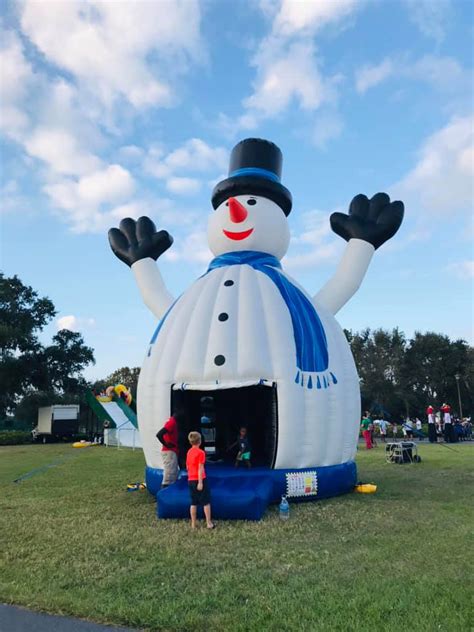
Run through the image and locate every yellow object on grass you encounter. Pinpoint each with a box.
[354,483,377,493]
[127,482,146,492]
[72,441,92,448]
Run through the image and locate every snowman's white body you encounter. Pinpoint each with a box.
[133,195,375,473]
[138,263,361,470]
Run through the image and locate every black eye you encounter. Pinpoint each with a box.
[247,199,257,206]
[225,201,229,206]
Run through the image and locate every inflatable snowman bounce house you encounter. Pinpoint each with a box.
[109,138,404,520]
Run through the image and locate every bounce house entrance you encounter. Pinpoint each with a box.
[172,384,278,469]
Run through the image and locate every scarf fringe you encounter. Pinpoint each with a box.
[295,370,338,390]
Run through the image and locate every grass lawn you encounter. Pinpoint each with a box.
[1,443,472,631]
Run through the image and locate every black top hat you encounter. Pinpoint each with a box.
[211,138,292,215]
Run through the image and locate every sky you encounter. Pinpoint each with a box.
[1,0,473,381]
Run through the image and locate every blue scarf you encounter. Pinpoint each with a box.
[149,250,337,389]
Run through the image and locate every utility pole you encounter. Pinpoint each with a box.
[455,374,463,419]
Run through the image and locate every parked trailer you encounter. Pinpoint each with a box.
[33,405,80,443]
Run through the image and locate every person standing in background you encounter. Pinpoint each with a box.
[415,417,423,440]
[427,405,437,443]
[441,403,454,443]
[156,410,181,488]
[378,418,389,443]
[360,412,373,449]
[435,411,443,438]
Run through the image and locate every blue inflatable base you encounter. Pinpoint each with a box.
[146,461,357,521]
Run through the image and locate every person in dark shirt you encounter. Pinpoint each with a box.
[228,427,252,468]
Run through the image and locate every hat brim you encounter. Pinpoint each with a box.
[211,176,292,216]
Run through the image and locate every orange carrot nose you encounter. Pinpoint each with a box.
[228,197,248,223]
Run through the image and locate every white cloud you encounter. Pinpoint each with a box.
[37,80,101,143]
[2,22,168,232]
[8,74,137,234]
[144,138,228,196]
[244,41,335,118]
[0,105,29,140]
[384,115,473,254]
[403,0,451,43]
[20,0,204,110]
[25,127,102,176]
[227,0,360,138]
[273,0,360,37]
[207,172,228,189]
[44,165,136,232]
[214,112,259,138]
[409,55,466,93]
[0,30,34,139]
[447,261,474,280]
[166,139,227,172]
[145,139,227,180]
[391,114,473,218]
[57,315,95,331]
[164,229,211,265]
[0,3,209,235]
[76,165,135,204]
[285,209,341,269]
[166,177,202,196]
[108,202,148,222]
[355,59,394,94]
[285,243,340,270]
[109,199,201,229]
[0,29,33,103]
[355,54,470,97]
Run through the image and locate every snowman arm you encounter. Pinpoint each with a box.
[131,258,175,319]
[313,239,374,315]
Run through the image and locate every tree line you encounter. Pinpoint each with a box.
[1,273,472,426]
[345,328,472,420]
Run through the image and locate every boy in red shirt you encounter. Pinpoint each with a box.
[186,431,214,529]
